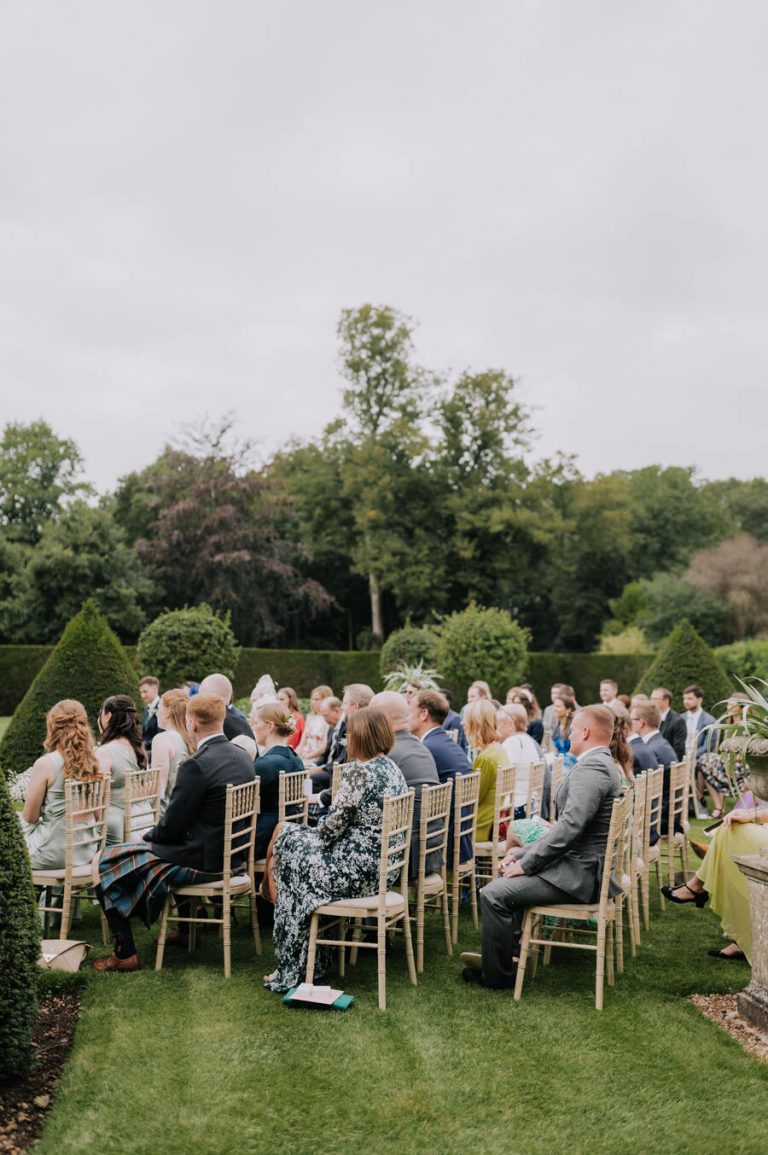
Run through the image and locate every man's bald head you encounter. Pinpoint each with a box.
[198,673,234,705]
[369,690,409,733]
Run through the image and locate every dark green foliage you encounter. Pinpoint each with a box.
[525,653,654,707]
[0,769,40,1081]
[0,600,140,777]
[233,649,381,699]
[715,639,768,685]
[379,625,440,677]
[137,605,240,688]
[437,604,528,699]
[635,620,733,712]
[0,646,50,714]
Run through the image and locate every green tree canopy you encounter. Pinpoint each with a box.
[0,420,90,544]
[137,605,240,687]
[0,600,141,776]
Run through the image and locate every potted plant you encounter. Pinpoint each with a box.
[718,678,768,802]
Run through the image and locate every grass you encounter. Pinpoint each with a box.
[33,846,767,1155]
[0,716,9,741]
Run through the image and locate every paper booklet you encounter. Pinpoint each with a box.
[291,983,344,1006]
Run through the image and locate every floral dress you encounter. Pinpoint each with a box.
[266,754,408,992]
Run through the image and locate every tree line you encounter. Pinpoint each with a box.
[2,305,767,653]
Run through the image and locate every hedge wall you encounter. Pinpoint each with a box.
[0,646,653,714]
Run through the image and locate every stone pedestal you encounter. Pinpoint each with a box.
[734,849,768,1033]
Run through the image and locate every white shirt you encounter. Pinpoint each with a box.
[685,708,702,750]
[502,733,543,809]
[642,729,660,743]
[196,731,225,751]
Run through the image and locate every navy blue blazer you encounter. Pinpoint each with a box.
[441,710,468,753]
[644,731,679,833]
[423,727,472,782]
[629,735,658,774]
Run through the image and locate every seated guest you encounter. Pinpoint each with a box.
[92,693,255,971]
[460,680,491,721]
[650,686,687,762]
[199,673,256,743]
[464,700,510,841]
[506,687,544,746]
[608,708,634,788]
[496,704,543,818]
[139,676,161,758]
[98,695,150,844]
[541,683,576,737]
[262,707,407,992]
[462,705,621,988]
[308,695,345,789]
[21,699,107,869]
[624,703,659,776]
[276,686,304,750]
[408,690,472,782]
[371,690,441,878]
[630,700,678,835]
[661,803,768,962]
[549,693,577,769]
[150,688,195,812]
[252,702,304,859]
[296,684,333,762]
[439,689,468,753]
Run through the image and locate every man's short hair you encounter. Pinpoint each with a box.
[139,676,159,689]
[573,704,615,740]
[683,685,704,701]
[415,690,448,726]
[343,683,374,708]
[321,696,342,712]
[632,701,661,729]
[600,679,618,691]
[551,682,575,697]
[652,687,672,705]
[187,693,227,728]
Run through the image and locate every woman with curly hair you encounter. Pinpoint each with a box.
[97,694,149,844]
[20,699,107,869]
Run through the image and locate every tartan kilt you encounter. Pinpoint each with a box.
[99,843,221,928]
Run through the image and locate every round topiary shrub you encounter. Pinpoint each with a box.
[137,604,239,688]
[436,603,529,699]
[0,599,141,778]
[715,639,768,686]
[0,769,40,1082]
[380,624,440,678]
[635,619,733,712]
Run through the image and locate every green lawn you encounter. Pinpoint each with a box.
[35,862,766,1155]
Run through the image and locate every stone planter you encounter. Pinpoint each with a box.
[746,755,768,802]
[734,851,768,1032]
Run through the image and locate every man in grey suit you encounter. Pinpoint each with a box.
[371,691,441,879]
[461,704,621,989]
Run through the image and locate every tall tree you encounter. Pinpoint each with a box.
[702,477,768,542]
[0,420,90,544]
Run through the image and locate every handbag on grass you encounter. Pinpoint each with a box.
[38,940,91,972]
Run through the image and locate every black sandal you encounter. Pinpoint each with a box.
[659,882,709,907]
[708,947,746,960]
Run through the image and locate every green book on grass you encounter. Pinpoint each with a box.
[283,983,355,1011]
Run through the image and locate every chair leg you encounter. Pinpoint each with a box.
[250,892,262,956]
[305,913,319,983]
[59,885,72,942]
[222,894,232,979]
[42,887,51,938]
[451,876,460,945]
[615,899,625,974]
[338,919,346,978]
[416,894,425,974]
[403,911,417,988]
[606,917,614,989]
[469,868,478,930]
[596,919,606,1011]
[155,896,171,971]
[631,879,641,950]
[350,918,363,965]
[655,860,665,911]
[514,911,533,1001]
[377,917,387,1011]
[441,889,453,958]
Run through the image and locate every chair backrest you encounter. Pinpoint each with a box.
[377,788,415,902]
[488,763,516,850]
[123,767,163,841]
[331,761,352,800]
[597,791,632,907]
[644,766,664,855]
[668,761,690,835]
[630,772,648,867]
[526,760,546,819]
[64,776,111,869]
[416,782,453,890]
[549,755,565,818]
[221,779,261,881]
[278,769,309,825]
[452,770,481,867]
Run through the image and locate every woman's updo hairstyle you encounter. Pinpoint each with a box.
[99,694,146,768]
[257,703,296,737]
[45,699,101,781]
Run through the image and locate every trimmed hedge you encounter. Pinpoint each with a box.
[0,768,39,1081]
[524,653,654,708]
[0,646,51,715]
[233,650,382,699]
[635,620,733,713]
[0,600,141,777]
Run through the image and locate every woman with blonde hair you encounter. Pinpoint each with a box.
[296,684,333,761]
[20,699,107,870]
[150,689,195,811]
[252,702,304,858]
[464,699,510,841]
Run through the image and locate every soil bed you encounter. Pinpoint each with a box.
[691,992,768,1061]
[0,991,81,1153]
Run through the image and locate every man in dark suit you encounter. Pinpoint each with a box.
[439,690,468,753]
[628,730,659,775]
[631,701,679,834]
[309,696,345,788]
[139,675,161,758]
[372,691,441,878]
[198,673,256,743]
[408,690,472,782]
[651,687,687,762]
[93,693,255,971]
[462,705,621,988]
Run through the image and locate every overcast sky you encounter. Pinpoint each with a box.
[1,1,766,493]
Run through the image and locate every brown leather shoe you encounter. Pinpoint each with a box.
[93,953,141,972]
[163,928,189,948]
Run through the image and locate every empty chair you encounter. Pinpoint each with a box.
[449,771,481,944]
[412,781,453,972]
[474,764,517,888]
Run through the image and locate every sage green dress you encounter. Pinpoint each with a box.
[103,741,152,844]
[19,752,72,870]
[159,729,190,813]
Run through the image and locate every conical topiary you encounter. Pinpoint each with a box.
[634,618,733,713]
[0,599,140,777]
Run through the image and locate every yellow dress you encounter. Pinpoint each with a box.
[696,819,768,963]
[473,745,510,842]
